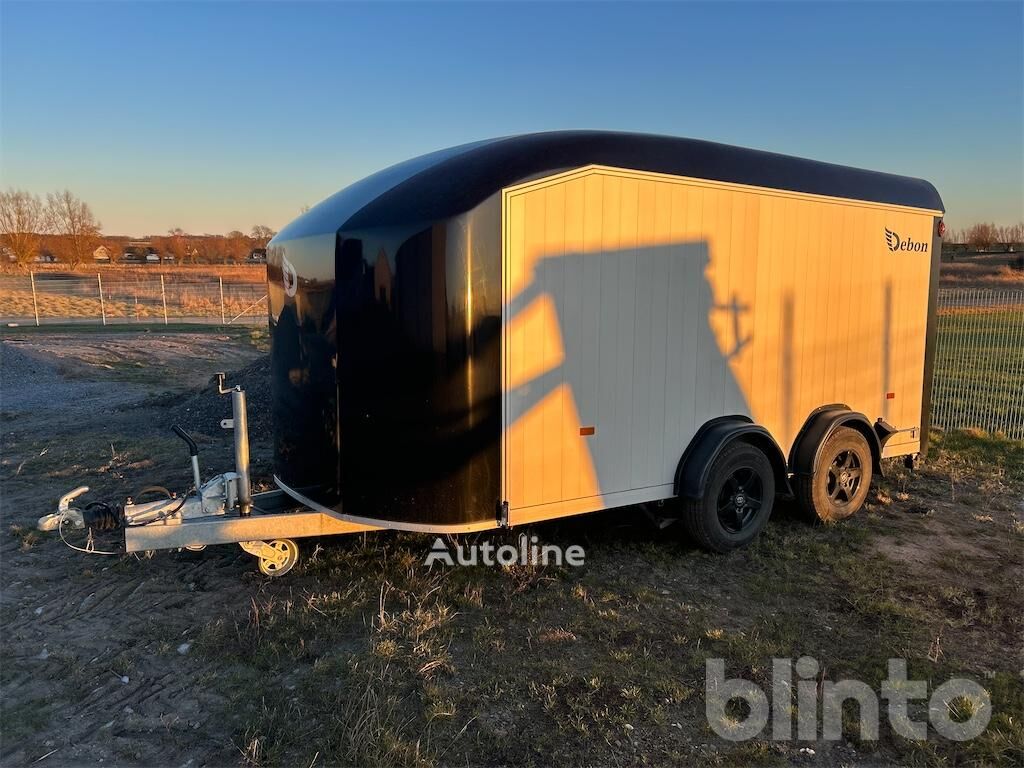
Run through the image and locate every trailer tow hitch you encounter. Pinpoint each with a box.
[38,486,124,532]
[38,486,90,532]
[36,486,125,555]
[35,377,306,576]
[37,421,241,552]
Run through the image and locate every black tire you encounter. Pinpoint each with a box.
[680,441,775,553]
[796,426,872,523]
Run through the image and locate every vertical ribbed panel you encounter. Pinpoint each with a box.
[503,167,934,522]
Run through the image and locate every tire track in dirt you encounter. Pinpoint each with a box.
[1,334,269,766]
[2,539,257,765]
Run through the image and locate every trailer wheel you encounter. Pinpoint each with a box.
[796,426,872,522]
[253,539,300,577]
[680,441,775,552]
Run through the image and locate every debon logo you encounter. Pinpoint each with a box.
[885,228,929,253]
[282,254,298,297]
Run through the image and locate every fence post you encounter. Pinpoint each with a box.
[160,274,168,325]
[219,277,226,324]
[97,273,107,326]
[29,271,40,327]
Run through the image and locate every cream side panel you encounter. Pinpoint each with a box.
[540,184,565,505]
[505,194,526,507]
[560,177,587,502]
[503,167,934,524]
[505,170,759,522]
[520,190,546,508]
[884,208,932,453]
[598,175,629,494]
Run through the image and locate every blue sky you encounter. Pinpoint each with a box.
[2,1,1021,236]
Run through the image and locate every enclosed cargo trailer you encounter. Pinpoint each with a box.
[41,131,945,571]
[267,130,943,552]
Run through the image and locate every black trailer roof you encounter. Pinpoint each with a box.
[276,131,943,240]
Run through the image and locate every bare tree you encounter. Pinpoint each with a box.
[943,222,1024,247]
[0,189,50,267]
[250,224,276,248]
[163,228,190,264]
[966,222,998,251]
[997,222,1024,245]
[46,190,101,268]
[197,234,227,264]
[225,230,250,263]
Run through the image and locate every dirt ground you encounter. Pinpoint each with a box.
[938,252,1024,290]
[1,330,269,766]
[1,328,1021,767]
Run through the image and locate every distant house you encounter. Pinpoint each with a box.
[122,241,162,264]
[93,245,112,263]
[942,241,1023,258]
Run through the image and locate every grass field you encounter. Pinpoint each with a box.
[931,305,1024,439]
[20,263,267,284]
[0,264,269,323]
[938,253,1023,290]
[0,285,267,323]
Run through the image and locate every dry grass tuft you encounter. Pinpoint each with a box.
[537,627,577,644]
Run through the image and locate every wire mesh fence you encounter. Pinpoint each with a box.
[0,272,267,326]
[931,288,1024,440]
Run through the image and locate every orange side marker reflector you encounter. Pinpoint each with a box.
[579,426,596,436]
[886,392,896,400]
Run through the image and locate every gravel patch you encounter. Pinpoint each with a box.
[165,355,272,439]
[1,341,146,419]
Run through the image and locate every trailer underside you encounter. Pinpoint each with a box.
[122,488,376,553]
